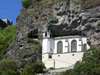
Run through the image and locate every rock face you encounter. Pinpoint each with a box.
[7,0,100,65]
[81,0,100,9]
[7,0,63,63]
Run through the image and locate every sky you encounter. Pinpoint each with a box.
[0,0,22,24]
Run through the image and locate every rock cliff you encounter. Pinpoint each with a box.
[7,0,100,66]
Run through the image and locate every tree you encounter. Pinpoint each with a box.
[20,61,45,75]
[0,58,18,75]
[63,48,100,75]
[0,26,16,59]
[73,48,100,75]
[22,0,31,8]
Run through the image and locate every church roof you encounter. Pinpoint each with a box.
[48,25,85,37]
[54,35,86,39]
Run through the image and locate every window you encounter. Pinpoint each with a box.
[71,40,77,52]
[57,41,63,54]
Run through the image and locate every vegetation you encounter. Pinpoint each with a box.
[0,58,45,75]
[0,26,16,59]
[22,0,63,8]
[0,58,18,75]
[62,48,100,75]
[22,0,100,9]
[22,0,31,8]
[0,25,45,75]
[20,61,45,75]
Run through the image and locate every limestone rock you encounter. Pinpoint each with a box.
[6,0,100,66]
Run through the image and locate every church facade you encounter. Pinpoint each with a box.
[42,32,90,69]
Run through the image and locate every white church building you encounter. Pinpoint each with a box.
[42,23,90,69]
[42,30,90,69]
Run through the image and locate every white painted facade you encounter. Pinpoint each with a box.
[42,32,90,69]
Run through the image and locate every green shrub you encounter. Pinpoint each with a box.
[0,26,16,59]
[62,48,100,75]
[22,0,30,8]
[20,61,45,75]
[0,58,18,75]
[62,69,74,75]
[73,48,100,75]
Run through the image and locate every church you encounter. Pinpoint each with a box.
[42,29,90,69]
[42,0,90,69]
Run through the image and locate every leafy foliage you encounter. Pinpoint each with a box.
[0,57,45,75]
[0,26,16,59]
[20,61,45,75]
[0,58,18,75]
[22,0,31,8]
[22,0,62,8]
[62,69,74,75]
[63,48,100,75]
[0,25,45,75]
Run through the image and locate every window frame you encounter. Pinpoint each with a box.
[57,41,63,54]
[71,40,77,52]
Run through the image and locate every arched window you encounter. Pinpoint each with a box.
[71,40,77,52]
[57,41,63,54]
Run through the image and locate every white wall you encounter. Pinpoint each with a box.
[42,38,55,54]
[42,36,90,69]
[42,38,50,53]
[54,37,88,53]
[42,52,84,69]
